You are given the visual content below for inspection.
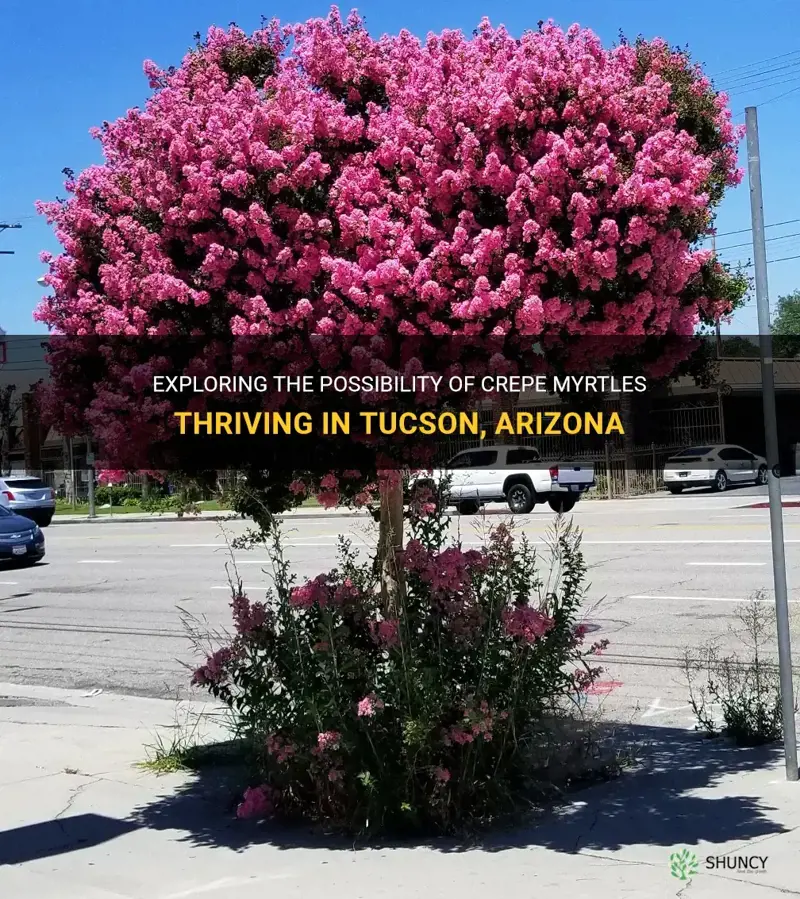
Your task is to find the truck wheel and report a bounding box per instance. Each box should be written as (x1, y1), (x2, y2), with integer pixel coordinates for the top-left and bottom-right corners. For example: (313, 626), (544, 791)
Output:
(548, 495), (577, 514)
(667, 486), (684, 495)
(457, 500), (480, 515)
(507, 483), (534, 514)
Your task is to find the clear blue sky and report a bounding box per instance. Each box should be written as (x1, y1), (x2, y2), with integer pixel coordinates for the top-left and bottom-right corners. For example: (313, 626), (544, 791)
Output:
(2, 0), (800, 336)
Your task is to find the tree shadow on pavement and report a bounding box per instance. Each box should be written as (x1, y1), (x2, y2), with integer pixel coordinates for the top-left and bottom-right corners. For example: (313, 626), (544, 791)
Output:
(129, 723), (788, 854)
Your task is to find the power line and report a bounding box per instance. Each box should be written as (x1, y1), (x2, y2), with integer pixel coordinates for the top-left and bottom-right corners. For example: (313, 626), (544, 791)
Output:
(711, 48), (800, 79)
(759, 83), (800, 108)
(701, 218), (800, 240)
(727, 73), (800, 97)
(720, 59), (800, 90)
(715, 230), (800, 252)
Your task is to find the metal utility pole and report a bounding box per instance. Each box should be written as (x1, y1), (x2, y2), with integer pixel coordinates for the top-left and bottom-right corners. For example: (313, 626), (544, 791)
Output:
(746, 105), (798, 782)
(712, 233), (723, 358)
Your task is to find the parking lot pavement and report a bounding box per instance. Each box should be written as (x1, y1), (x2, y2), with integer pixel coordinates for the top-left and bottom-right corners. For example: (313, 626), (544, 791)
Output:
(2, 492), (800, 725)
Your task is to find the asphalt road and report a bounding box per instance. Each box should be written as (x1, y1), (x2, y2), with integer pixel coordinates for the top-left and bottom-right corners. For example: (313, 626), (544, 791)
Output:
(3, 485), (800, 729)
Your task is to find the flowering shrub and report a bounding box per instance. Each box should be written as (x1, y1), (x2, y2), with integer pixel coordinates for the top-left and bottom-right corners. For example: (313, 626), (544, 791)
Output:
(192, 499), (607, 834)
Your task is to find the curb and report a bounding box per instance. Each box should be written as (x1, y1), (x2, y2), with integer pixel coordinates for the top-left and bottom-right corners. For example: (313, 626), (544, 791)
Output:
(50, 510), (372, 525)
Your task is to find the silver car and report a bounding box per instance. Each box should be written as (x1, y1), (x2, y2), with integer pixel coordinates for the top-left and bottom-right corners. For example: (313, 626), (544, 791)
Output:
(0, 475), (56, 526)
(663, 444), (768, 494)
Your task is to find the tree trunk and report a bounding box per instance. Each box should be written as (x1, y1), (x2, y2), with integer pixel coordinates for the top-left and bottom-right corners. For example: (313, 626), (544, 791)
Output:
(378, 476), (404, 614)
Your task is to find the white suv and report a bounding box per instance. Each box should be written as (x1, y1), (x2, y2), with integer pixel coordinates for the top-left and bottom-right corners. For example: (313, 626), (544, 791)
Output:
(663, 445), (768, 494)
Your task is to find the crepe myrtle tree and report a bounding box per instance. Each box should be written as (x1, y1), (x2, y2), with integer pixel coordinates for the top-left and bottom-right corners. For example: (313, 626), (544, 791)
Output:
(37, 9), (746, 556)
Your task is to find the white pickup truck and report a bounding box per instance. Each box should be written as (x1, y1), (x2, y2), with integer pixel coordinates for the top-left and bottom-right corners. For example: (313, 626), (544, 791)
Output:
(414, 444), (595, 515)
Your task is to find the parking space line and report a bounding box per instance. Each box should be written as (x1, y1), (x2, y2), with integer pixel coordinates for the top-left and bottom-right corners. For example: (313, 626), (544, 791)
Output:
(77, 560), (119, 564)
(211, 585), (272, 591)
(630, 594), (799, 603)
(170, 543), (227, 548)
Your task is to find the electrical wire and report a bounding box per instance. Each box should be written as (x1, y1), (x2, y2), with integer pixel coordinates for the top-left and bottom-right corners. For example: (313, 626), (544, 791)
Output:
(719, 59), (800, 90)
(711, 48), (800, 79)
(726, 73), (800, 96)
(715, 230), (800, 252)
(701, 219), (800, 240)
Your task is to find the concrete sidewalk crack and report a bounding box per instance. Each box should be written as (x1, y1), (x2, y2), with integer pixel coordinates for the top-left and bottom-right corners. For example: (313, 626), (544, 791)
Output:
(572, 809), (600, 853)
(54, 776), (104, 836)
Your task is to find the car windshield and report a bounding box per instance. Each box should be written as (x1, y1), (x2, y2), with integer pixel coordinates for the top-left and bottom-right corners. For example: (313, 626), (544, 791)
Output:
(0, 505), (11, 517)
(4, 478), (47, 489)
(673, 447), (712, 457)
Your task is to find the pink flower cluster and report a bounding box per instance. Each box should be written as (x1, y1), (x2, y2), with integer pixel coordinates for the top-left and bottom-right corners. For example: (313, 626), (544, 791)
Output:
(368, 617), (400, 648)
(265, 733), (297, 764)
(289, 574), (362, 609)
(405, 540), (487, 595)
(236, 784), (276, 819)
(191, 647), (233, 686)
(36, 11), (742, 470)
(231, 590), (269, 635)
(502, 607), (555, 643)
(289, 574), (332, 609)
(444, 700), (505, 746)
(317, 730), (341, 752)
(356, 693), (385, 717)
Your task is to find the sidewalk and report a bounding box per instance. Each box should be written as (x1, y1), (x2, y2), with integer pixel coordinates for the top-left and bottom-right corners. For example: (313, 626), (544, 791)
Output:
(1, 682), (799, 897)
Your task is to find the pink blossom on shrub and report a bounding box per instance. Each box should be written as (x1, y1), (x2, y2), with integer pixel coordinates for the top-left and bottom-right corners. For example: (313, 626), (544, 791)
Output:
(403, 539), (431, 572)
(316, 490), (340, 509)
(289, 479), (308, 497)
(502, 607), (555, 643)
(357, 694), (384, 717)
(368, 618), (400, 648)
(317, 730), (341, 752)
(444, 727), (474, 746)
(290, 574), (332, 608)
(434, 767), (451, 784)
(231, 591), (269, 635)
(191, 647), (233, 686)
(266, 733), (296, 764)
(333, 577), (360, 604)
(236, 784), (276, 819)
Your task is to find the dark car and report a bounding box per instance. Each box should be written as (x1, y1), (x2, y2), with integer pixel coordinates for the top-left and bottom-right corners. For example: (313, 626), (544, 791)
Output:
(0, 504), (46, 565)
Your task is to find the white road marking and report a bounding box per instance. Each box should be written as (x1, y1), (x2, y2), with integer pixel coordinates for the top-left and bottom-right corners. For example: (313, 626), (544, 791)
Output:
(642, 698), (693, 718)
(211, 585), (272, 591)
(630, 594), (799, 603)
(686, 561), (766, 567)
(581, 539), (800, 545)
(0, 581), (19, 585)
(171, 543), (227, 548)
(77, 560), (118, 564)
